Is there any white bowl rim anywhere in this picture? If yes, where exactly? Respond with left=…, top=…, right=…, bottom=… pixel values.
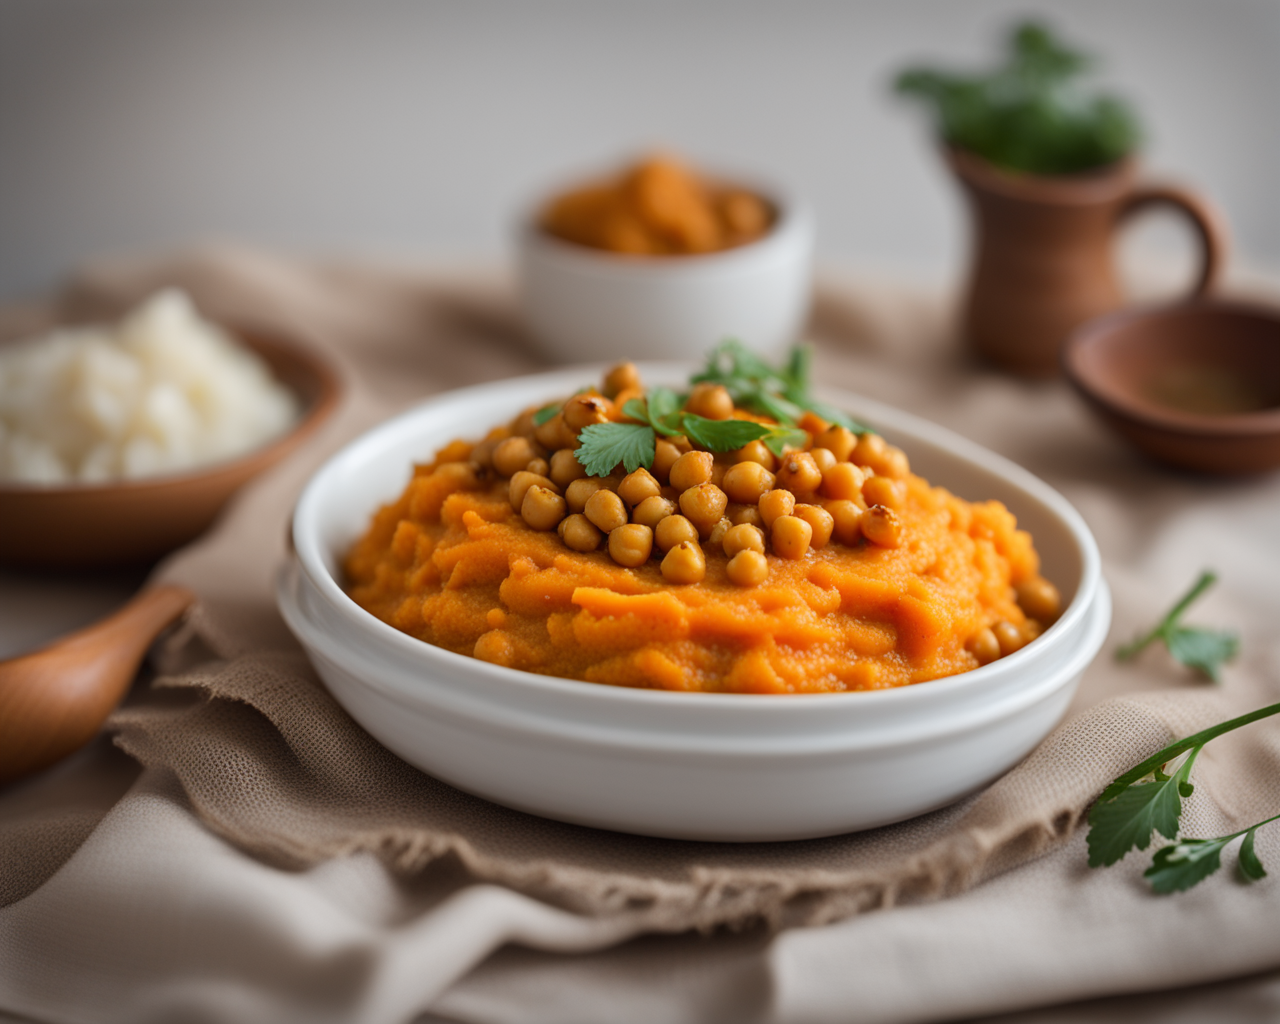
left=291, top=363, right=1102, bottom=712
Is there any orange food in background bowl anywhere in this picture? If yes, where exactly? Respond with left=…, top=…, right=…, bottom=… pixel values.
left=540, top=154, right=774, bottom=256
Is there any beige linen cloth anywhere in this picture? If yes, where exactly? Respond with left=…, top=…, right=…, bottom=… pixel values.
left=2, top=245, right=1280, bottom=1023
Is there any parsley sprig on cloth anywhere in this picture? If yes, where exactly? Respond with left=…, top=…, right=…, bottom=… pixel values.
left=1116, top=571, right=1239, bottom=682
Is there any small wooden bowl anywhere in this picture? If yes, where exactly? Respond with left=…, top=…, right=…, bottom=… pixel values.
left=1063, top=300, right=1280, bottom=474
left=0, top=327, right=342, bottom=569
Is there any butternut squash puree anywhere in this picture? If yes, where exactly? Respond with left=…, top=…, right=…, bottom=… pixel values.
left=344, top=444, right=1043, bottom=694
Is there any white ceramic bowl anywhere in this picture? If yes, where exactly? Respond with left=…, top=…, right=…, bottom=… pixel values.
left=516, top=185, right=813, bottom=364
left=280, top=365, right=1109, bottom=842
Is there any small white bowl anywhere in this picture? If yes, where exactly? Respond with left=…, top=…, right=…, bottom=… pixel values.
left=280, top=365, right=1109, bottom=842
left=516, top=185, right=813, bottom=364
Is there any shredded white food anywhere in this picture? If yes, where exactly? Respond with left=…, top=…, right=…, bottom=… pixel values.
left=0, top=289, right=300, bottom=484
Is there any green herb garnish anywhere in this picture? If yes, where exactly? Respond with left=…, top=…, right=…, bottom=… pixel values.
left=573, top=422, right=657, bottom=477
left=1087, top=700, right=1280, bottom=892
left=895, top=20, right=1142, bottom=176
left=1116, top=571, right=1239, bottom=682
left=532, top=402, right=562, bottom=427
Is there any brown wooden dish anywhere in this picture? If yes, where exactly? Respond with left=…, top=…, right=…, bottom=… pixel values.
left=0, top=327, right=342, bottom=569
left=1063, top=299, right=1280, bottom=474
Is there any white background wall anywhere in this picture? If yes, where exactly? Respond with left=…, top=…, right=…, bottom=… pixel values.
left=1, top=0, right=1278, bottom=300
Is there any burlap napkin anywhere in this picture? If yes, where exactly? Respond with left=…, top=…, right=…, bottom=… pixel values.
left=11, top=245, right=1280, bottom=939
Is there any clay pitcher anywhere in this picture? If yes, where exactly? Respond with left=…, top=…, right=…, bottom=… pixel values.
left=949, top=148, right=1228, bottom=377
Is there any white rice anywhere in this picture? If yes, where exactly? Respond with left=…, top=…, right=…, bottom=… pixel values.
left=0, top=289, right=300, bottom=484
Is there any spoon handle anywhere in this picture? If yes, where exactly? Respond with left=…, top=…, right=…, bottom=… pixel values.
left=0, top=584, right=196, bottom=785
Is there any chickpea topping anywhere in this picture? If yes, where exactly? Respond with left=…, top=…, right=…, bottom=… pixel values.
left=684, top=382, right=735, bottom=420
left=493, top=436, right=543, bottom=478
left=563, top=393, right=612, bottom=431
left=728, top=503, right=764, bottom=529
left=652, top=439, right=682, bottom=483
left=877, top=445, right=911, bottom=480
left=655, top=513, right=699, bottom=552
left=661, top=540, right=707, bottom=584
left=758, top=488, right=796, bottom=529
left=526, top=457, right=550, bottom=477
left=535, top=411, right=578, bottom=452
left=550, top=447, right=588, bottom=487
left=853, top=432, right=887, bottom=467
left=726, top=549, right=769, bottom=587
left=679, top=482, right=729, bottom=534
left=861, top=475, right=906, bottom=510
left=521, top=485, right=567, bottom=531
left=824, top=499, right=863, bottom=546
left=776, top=452, right=823, bottom=495
left=771, top=515, right=813, bottom=559
left=1016, top=578, right=1062, bottom=623
left=810, top=447, right=838, bottom=474
left=709, top=461, right=727, bottom=489
left=821, top=462, right=867, bottom=502
left=722, top=523, right=766, bottom=557
left=470, top=438, right=498, bottom=470
left=812, top=424, right=857, bottom=462
left=584, top=488, right=628, bottom=533
left=603, top=361, right=641, bottom=398
left=558, top=513, right=603, bottom=553
left=509, top=471, right=558, bottom=511
left=792, top=504, right=834, bottom=548
left=992, top=620, right=1026, bottom=657
left=967, top=628, right=1001, bottom=666
left=734, top=439, right=777, bottom=471
left=860, top=505, right=903, bottom=548
left=706, top=517, right=732, bottom=548
left=565, top=476, right=608, bottom=513
left=722, top=461, right=776, bottom=505
left=608, top=523, right=653, bottom=567
left=669, top=450, right=714, bottom=491
left=511, top=408, right=538, bottom=438
left=617, top=467, right=662, bottom=507
left=632, top=495, right=676, bottom=529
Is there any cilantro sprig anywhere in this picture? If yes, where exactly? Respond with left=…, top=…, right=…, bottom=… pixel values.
left=1116, top=571, right=1239, bottom=682
left=1087, top=699, right=1280, bottom=892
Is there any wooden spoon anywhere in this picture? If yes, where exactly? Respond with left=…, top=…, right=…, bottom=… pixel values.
left=0, top=585, right=195, bottom=784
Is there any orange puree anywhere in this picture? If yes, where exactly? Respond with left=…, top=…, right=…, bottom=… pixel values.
left=345, top=442, right=1047, bottom=694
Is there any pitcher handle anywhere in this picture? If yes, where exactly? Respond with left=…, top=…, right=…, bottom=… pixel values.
left=1117, top=184, right=1229, bottom=297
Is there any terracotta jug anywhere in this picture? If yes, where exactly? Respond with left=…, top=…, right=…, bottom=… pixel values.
left=949, top=148, right=1228, bottom=377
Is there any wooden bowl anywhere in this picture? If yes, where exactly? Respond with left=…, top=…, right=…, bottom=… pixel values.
left=0, top=327, right=342, bottom=569
left=1063, top=300, right=1280, bottom=474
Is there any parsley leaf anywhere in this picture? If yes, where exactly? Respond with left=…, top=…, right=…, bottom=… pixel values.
left=532, top=402, right=562, bottom=427
left=1086, top=757, right=1196, bottom=868
left=1116, top=571, right=1239, bottom=682
left=1144, top=836, right=1231, bottom=894
left=1239, top=827, right=1268, bottom=883
left=573, top=423, right=655, bottom=477
left=762, top=427, right=811, bottom=458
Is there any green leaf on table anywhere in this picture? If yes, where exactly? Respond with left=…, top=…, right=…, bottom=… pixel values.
left=1116, top=571, right=1239, bottom=682
left=573, top=423, right=655, bottom=477
left=1239, top=827, right=1268, bottom=883
left=1086, top=760, right=1194, bottom=868
left=532, top=401, right=562, bottom=426
left=1144, top=836, right=1230, bottom=894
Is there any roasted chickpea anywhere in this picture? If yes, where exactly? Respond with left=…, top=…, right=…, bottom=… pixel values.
left=810, top=447, right=837, bottom=474
left=772, top=515, right=813, bottom=559
left=565, top=476, right=608, bottom=514
left=853, top=432, right=887, bottom=467
left=617, top=467, right=662, bottom=507
left=493, top=436, right=542, bottom=478
left=679, top=483, right=729, bottom=534
left=669, top=450, right=714, bottom=491
left=812, top=424, right=857, bottom=462
left=776, top=452, right=823, bottom=495
left=967, top=627, right=1001, bottom=666
left=563, top=393, right=612, bottom=432
left=758, top=488, right=796, bottom=529
left=558, top=513, right=602, bottom=552
left=684, top=382, right=734, bottom=420
left=603, top=361, right=641, bottom=398
left=722, top=523, right=766, bottom=557
left=470, top=438, right=498, bottom=470
left=722, top=461, right=776, bottom=504
left=549, top=447, right=588, bottom=488
left=792, top=504, right=834, bottom=548
left=824, top=499, right=863, bottom=546
left=661, top=540, right=706, bottom=584
left=535, top=411, right=578, bottom=451
left=652, top=439, right=682, bottom=483
left=1016, top=578, right=1062, bottom=623
left=706, top=517, right=732, bottom=547
left=861, top=475, right=906, bottom=510
left=821, top=462, right=866, bottom=502
left=509, top=471, right=558, bottom=511
left=877, top=445, right=911, bottom=480
left=632, top=495, right=676, bottom=529
left=728, top=503, right=764, bottom=529
left=608, top=523, right=653, bottom=567
left=521, top=485, right=567, bottom=531
left=992, top=620, right=1026, bottom=657
left=726, top=549, right=769, bottom=587
left=655, top=513, right=699, bottom=552
left=860, top=504, right=903, bottom=548
left=584, top=488, right=628, bottom=533
left=526, top=457, right=550, bottom=477
left=734, top=440, right=777, bottom=471
left=709, top=461, right=727, bottom=489
left=511, top=408, right=538, bottom=438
